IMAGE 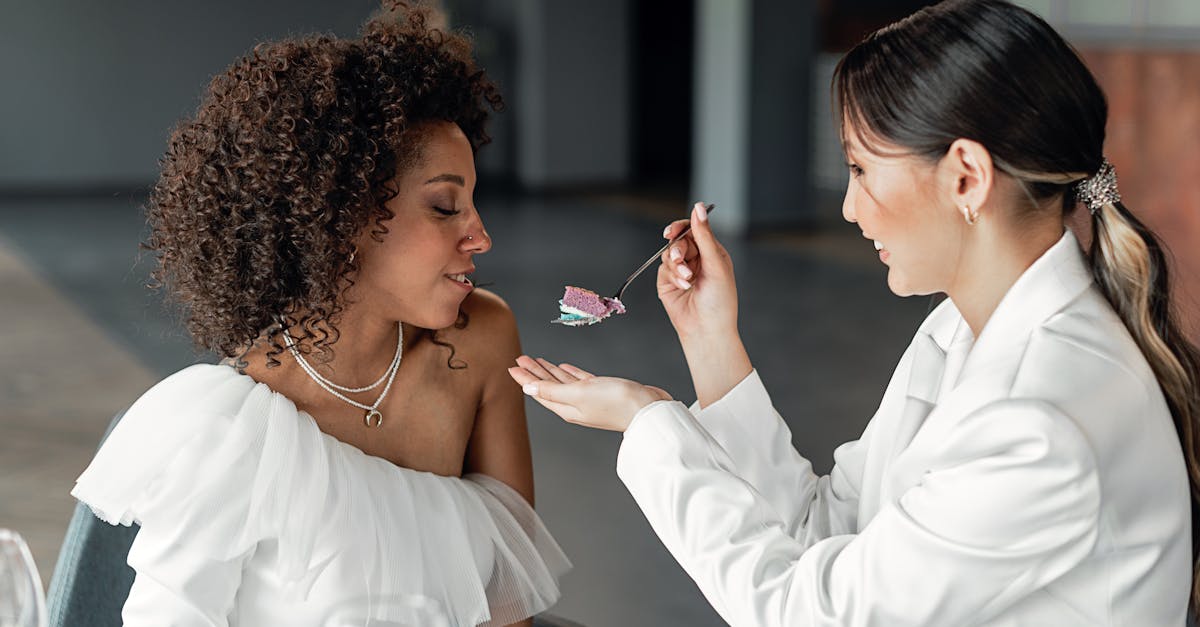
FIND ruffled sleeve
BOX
[71,365,273,626]
[461,473,572,627]
[72,364,570,627]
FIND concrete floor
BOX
[0,192,929,626]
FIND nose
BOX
[842,185,857,224]
[459,210,492,254]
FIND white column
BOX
[690,0,752,235]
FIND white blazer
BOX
[617,231,1192,626]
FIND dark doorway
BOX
[630,0,694,199]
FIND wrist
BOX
[676,319,737,347]
[632,389,664,410]
[680,335,753,408]
[679,328,743,362]
[624,391,669,432]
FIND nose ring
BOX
[466,235,474,240]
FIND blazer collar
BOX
[956,228,1094,386]
[907,229,1094,403]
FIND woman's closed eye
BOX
[847,163,865,178]
[433,205,460,217]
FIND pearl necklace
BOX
[282,322,403,428]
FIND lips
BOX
[862,234,889,262]
[445,266,476,289]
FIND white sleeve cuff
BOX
[694,369,772,425]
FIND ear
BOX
[940,138,994,221]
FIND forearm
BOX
[680,329,753,408]
[619,399,1103,627]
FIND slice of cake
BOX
[562,285,625,317]
[554,285,626,326]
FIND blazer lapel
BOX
[888,332,946,458]
[955,229,1094,387]
[903,230,1096,453]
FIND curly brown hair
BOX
[145,3,502,368]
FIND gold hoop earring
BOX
[961,206,977,225]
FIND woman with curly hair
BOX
[69,4,568,626]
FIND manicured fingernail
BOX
[696,203,708,222]
[522,384,538,396]
[679,265,693,279]
[663,225,671,238]
[670,247,682,262]
[675,278,691,290]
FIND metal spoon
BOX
[552,203,715,326]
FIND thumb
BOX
[688,202,723,260]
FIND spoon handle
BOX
[614,203,715,300]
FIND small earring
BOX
[961,206,977,225]
[348,247,357,264]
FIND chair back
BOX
[46,410,137,627]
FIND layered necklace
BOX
[282,322,403,428]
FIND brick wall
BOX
[1080,49,1200,343]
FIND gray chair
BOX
[46,504,138,627]
[46,410,582,626]
[46,411,136,627]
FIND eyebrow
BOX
[425,173,465,186]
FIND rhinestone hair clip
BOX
[1075,158,1121,214]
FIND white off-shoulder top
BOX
[72,364,570,627]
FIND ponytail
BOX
[1088,199,1200,615]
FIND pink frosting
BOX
[562,286,625,317]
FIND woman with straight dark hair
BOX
[511,0,1199,624]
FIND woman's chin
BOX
[887,273,939,298]
[395,297,465,332]
[886,271,917,297]
[424,307,464,331]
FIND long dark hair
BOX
[834,0,1200,615]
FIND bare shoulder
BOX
[461,288,518,333]
[442,288,522,366]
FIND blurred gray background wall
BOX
[0,0,822,235]
[0,2,374,190]
[0,0,639,194]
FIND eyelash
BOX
[848,164,864,178]
[433,206,460,217]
